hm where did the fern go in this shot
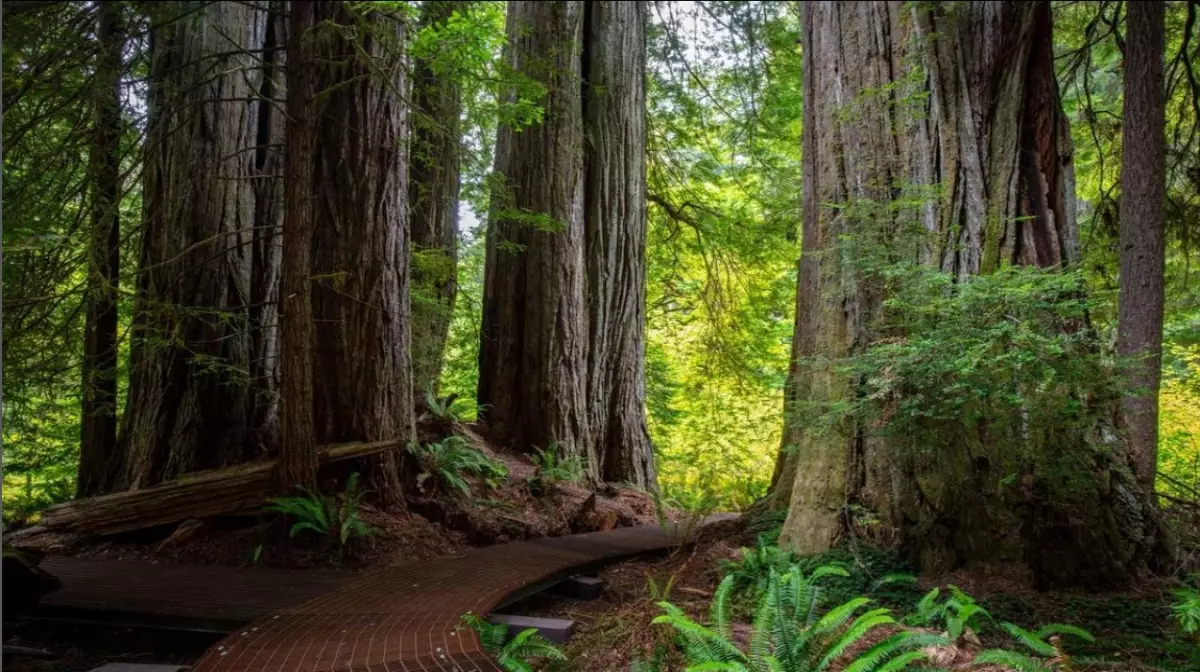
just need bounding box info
[461,614,565,672]
[1172,582,1200,641]
[265,473,375,554]
[973,649,1053,672]
[653,565,936,672]
[527,443,586,495]
[423,390,470,422]
[720,536,808,601]
[409,436,508,497]
[1032,623,1095,643]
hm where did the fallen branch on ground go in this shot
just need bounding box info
[10,440,403,541]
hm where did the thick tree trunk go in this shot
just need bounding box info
[777,1,1161,586]
[409,1,463,399]
[479,1,596,472]
[248,1,286,460]
[1118,1,1166,492]
[119,1,264,489]
[278,0,318,492]
[306,2,415,503]
[78,0,124,497]
[583,0,656,490]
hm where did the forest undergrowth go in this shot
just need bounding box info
[507,509,1200,672]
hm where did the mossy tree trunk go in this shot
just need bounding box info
[776,0,1164,587]
[119,1,265,488]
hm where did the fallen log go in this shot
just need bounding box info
[10,440,402,541]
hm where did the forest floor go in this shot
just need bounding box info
[500,510,1197,672]
[16,422,664,571]
[3,422,670,672]
[7,426,1198,671]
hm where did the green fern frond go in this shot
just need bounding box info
[812,597,871,635]
[816,608,895,670]
[684,662,749,671]
[1032,623,1094,643]
[503,628,567,661]
[973,649,1052,672]
[871,573,917,590]
[807,564,851,583]
[873,650,932,672]
[1000,622,1057,657]
[713,575,736,642]
[841,632,945,672]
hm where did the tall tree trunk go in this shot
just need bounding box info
[409,0,463,399]
[79,0,125,497]
[306,1,415,502]
[248,1,286,460]
[583,0,656,490]
[777,1,1162,586]
[1118,1,1166,493]
[479,1,596,473]
[119,1,264,489]
[278,0,317,492]
[767,255,806,510]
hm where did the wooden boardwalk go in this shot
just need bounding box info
[191,522,709,672]
[33,519,728,671]
[36,557,357,633]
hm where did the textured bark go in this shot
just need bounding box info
[306,2,415,502]
[78,0,124,497]
[248,1,286,459]
[583,0,656,490]
[1118,1,1167,492]
[16,439,407,539]
[409,0,463,398]
[479,1,596,472]
[278,0,318,492]
[778,1,1161,586]
[119,1,264,489]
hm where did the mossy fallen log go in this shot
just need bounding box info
[10,440,402,540]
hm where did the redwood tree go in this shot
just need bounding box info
[278,0,318,491]
[248,0,287,459]
[480,1,657,488]
[410,0,464,399]
[1117,1,1167,492]
[304,1,415,502]
[78,0,125,497]
[775,1,1163,586]
[120,2,264,488]
[584,0,656,489]
[479,0,595,469]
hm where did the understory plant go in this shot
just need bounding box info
[409,436,508,497]
[908,585,1095,671]
[652,565,943,671]
[1172,578,1200,644]
[462,613,566,672]
[527,443,585,496]
[265,473,375,553]
[720,535,803,601]
[422,389,472,423]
